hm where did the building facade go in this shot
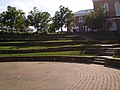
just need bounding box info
[74,9,93,32]
[93,0,120,34]
[69,0,120,34]
[68,9,93,32]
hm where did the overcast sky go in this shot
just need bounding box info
[0,0,93,16]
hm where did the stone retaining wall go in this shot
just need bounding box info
[0,56,94,64]
[0,56,120,68]
[115,49,120,56]
[105,58,120,68]
[0,48,106,54]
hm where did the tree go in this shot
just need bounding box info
[14,10,27,32]
[0,6,26,32]
[27,7,50,33]
[49,12,61,32]
[52,5,74,32]
[0,13,2,26]
[85,6,108,31]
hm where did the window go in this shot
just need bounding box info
[79,17,83,22]
[109,22,117,31]
[115,1,120,16]
[103,3,109,12]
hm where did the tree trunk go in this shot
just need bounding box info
[61,26,63,33]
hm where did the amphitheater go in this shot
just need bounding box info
[0,62,120,90]
[0,33,120,90]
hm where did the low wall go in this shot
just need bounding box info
[0,48,106,54]
[105,58,120,68]
[115,49,120,56]
[0,56,94,64]
[1,56,120,68]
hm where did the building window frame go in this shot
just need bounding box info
[79,17,84,22]
[103,2,109,13]
[115,1,120,16]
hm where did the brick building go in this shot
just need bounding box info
[93,0,120,34]
[69,0,120,34]
[74,9,93,32]
[68,9,93,32]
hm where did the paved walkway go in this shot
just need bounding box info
[0,62,120,90]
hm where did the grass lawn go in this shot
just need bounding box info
[0,51,96,57]
[43,40,73,42]
[0,46,50,50]
[0,43,119,50]
[0,44,110,50]
[0,45,83,50]
[0,32,119,57]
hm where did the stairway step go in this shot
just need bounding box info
[102,54,114,56]
[106,50,115,52]
[95,58,105,61]
[103,52,115,56]
[99,56,113,58]
[92,61,105,65]
[104,52,115,54]
[95,56,106,59]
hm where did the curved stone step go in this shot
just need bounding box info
[92,61,105,65]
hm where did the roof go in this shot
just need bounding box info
[74,9,93,16]
[92,0,101,2]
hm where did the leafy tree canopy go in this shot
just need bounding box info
[27,7,50,33]
[85,6,109,31]
[0,5,74,33]
[51,5,74,32]
[0,6,26,32]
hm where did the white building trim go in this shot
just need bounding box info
[115,1,120,16]
[74,9,93,17]
[103,2,109,12]
[107,17,120,20]
[92,0,101,1]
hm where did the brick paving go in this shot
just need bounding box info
[0,62,120,90]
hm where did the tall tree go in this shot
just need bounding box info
[85,6,108,31]
[27,7,50,33]
[53,5,74,32]
[0,13,2,26]
[50,11,61,32]
[0,6,26,32]
[14,10,27,31]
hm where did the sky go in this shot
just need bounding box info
[0,0,93,16]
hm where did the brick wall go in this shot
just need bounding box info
[93,0,120,34]
[93,0,119,17]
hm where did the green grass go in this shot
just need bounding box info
[43,39,73,42]
[0,51,96,57]
[0,42,24,44]
[0,45,76,50]
[0,44,84,50]
[0,46,52,50]
[0,43,119,50]
[0,46,17,50]
[0,32,119,57]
